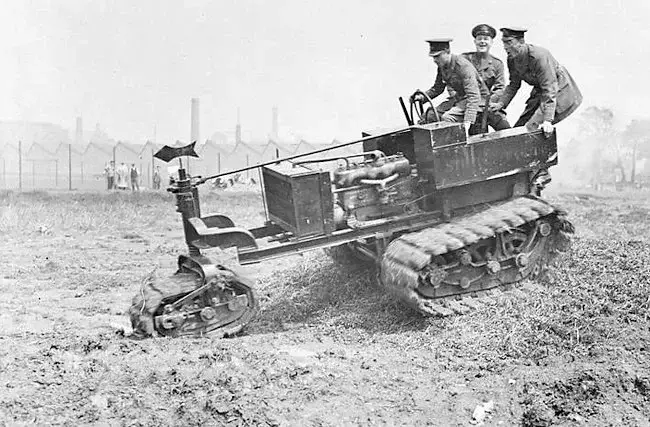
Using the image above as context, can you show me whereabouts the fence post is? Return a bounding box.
[18,140,22,190]
[68,144,72,191]
[217,152,221,173]
[32,161,35,188]
[150,148,154,188]
[81,162,84,184]
[55,160,58,187]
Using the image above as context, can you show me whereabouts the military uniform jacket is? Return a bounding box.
[461,52,506,105]
[500,44,583,123]
[425,54,485,123]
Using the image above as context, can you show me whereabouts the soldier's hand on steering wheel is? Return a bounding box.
[539,121,554,138]
[410,92,425,103]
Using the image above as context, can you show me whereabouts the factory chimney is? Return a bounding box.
[75,117,83,145]
[271,106,279,141]
[190,98,200,144]
[235,108,242,144]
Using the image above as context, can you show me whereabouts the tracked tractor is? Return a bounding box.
[129,97,574,338]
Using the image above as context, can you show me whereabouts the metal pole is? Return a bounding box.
[55,160,58,187]
[32,161,35,188]
[81,162,84,184]
[18,140,22,190]
[68,144,72,191]
[217,152,221,173]
[151,148,154,188]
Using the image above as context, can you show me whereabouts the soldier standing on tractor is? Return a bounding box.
[462,24,511,135]
[410,38,486,137]
[489,27,583,136]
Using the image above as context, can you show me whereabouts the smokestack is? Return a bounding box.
[271,106,279,140]
[235,108,242,143]
[75,117,83,145]
[190,98,200,143]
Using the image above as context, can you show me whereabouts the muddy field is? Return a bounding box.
[1,187,649,426]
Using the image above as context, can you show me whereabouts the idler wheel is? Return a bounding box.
[228,295,249,311]
[539,221,552,237]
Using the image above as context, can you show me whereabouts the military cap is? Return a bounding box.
[426,38,452,56]
[472,24,496,38]
[500,26,528,39]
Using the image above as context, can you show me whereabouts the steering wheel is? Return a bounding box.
[410,89,440,124]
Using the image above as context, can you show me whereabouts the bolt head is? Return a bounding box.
[516,253,529,267]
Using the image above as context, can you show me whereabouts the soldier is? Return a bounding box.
[489,27,583,136]
[462,24,511,135]
[130,163,140,191]
[152,165,161,190]
[104,160,115,190]
[411,38,486,137]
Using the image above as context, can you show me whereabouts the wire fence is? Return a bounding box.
[0,167,158,191]
[1,141,211,191]
[0,140,359,191]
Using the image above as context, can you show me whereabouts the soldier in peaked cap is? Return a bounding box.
[490,26,583,190]
[490,26,583,136]
[410,38,487,136]
[461,24,511,135]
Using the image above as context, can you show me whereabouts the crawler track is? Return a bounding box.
[380,196,574,316]
[129,267,258,338]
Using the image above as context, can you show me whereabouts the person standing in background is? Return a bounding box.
[130,163,140,191]
[104,160,115,190]
[152,166,161,190]
[116,162,129,190]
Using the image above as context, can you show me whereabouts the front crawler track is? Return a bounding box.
[380,196,574,316]
[129,262,258,338]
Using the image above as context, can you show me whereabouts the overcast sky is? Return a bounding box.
[1,0,648,143]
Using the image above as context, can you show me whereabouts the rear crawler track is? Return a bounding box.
[378,196,574,316]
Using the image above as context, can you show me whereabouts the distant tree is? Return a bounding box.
[578,106,614,137]
[622,119,650,183]
[576,106,617,189]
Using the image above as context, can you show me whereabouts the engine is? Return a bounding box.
[332,152,418,224]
